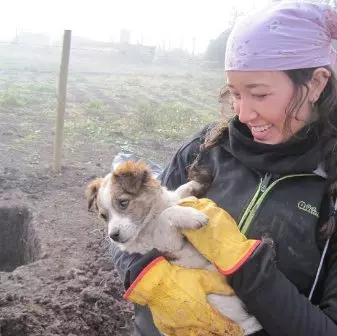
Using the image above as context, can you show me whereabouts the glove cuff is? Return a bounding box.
[124,248,162,290]
[123,256,168,304]
[215,240,262,275]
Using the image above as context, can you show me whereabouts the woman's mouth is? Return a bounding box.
[251,124,273,133]
[250,124,273,141]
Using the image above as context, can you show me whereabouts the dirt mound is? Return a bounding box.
[0,164,136,336]
[0,236,133,336]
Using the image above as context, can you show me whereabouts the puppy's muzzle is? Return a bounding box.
[109,230,120,242]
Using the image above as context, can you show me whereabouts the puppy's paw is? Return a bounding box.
[175,180,206,198]
[182,208,209,229]
[164,205,209,230]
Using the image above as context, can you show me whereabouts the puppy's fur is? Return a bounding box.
[86,160,261,335]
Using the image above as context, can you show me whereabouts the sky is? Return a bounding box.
[0,0,271,53]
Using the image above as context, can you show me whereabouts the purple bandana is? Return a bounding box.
[225,1,337,71]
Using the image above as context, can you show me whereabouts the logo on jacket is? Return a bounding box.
[297,201,319,218]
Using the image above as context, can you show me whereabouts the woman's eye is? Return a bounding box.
[253,94,269,100]
[118,199,129,210]
[99,213,108,221]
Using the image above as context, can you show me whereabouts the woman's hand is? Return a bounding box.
[179,197,261,275]
[124,255,244,336]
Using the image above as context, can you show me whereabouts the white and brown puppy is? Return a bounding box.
[86,160,261,335]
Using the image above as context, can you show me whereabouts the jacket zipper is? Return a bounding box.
[238,173,271,232]
[238,173,316,235]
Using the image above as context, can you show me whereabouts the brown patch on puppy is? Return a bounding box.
[86,178,104,211]
[112,160,160,195]
[187,157,213,197]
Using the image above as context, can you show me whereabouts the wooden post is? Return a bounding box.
[53,30,71,173]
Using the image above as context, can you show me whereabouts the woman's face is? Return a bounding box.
[226,71,313,145]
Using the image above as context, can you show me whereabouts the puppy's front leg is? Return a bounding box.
[161,205,209,230]
[175,180,207,199]
[153,205,208,254]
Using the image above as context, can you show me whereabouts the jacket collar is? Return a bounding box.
[221,116,323,176]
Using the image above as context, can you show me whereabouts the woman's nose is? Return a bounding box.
[237,99,257,124]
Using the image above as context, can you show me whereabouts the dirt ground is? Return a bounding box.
[0,146,135,335]
[0,113,183,336]
[0,43,223,336]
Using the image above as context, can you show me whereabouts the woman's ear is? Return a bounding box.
[308,67,331,103]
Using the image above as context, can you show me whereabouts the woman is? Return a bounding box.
[111,2,337,335]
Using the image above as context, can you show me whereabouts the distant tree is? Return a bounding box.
[204,7,243,67]
[204,29,231,67]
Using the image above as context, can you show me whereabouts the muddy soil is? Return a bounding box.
[0,116,177,336]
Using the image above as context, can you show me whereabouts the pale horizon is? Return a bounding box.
[1,0,271,53]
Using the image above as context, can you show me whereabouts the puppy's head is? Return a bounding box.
[111,160,159,196]
[87,160,161,248]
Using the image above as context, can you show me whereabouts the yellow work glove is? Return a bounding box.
[179,197,261,275]
[124,256,244,336]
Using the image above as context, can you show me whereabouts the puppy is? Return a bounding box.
[86,160,262,335]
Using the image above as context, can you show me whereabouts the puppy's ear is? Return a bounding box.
[86,178,104,211]
[112,160,159,195]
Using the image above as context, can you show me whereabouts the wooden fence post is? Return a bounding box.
[53,30,71,173]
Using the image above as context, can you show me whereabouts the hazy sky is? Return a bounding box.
[1,0,270,52]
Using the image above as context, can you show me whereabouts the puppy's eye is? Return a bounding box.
[99,213,108,221]
[118,199,129,210]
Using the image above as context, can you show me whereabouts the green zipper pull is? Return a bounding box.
[261,173,272,193]
[239,173,271,233]
[238,178,264,231]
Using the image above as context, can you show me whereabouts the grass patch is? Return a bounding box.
[64,116,135,151]
[86,99,106,111]
[134,101,159,130]
[0,92,30,108]
[0,82,56,109]
[125,77,143,87]
[61,99,216,148]
[132,101,217,140]
[11,82,56,94]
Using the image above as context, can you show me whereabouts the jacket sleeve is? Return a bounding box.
[230,239,337,336]
[110,244,142,281]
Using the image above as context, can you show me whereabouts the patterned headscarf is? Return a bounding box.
[225,1,337,71]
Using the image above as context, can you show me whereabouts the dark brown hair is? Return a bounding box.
[189,66,337,239]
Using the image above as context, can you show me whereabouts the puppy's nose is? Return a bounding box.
[109,231,120,242]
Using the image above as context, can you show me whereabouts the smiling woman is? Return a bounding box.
[110,2,337,336]
[225,69,329,144]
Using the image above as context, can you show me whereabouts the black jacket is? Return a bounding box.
[111,117,337,336]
